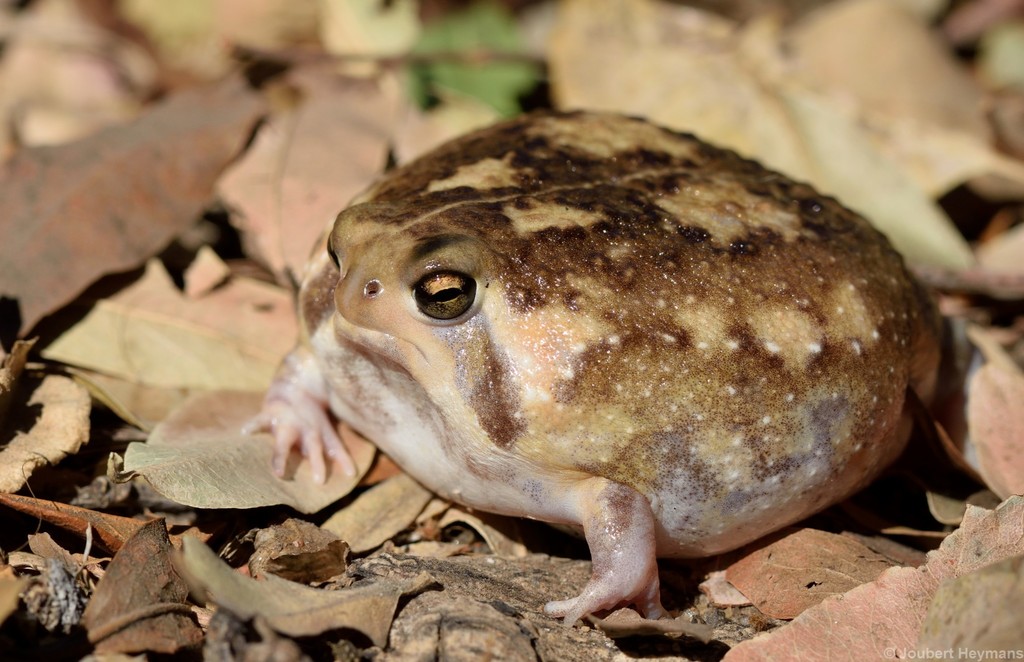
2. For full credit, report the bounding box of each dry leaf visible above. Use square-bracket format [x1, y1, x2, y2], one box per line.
[0, 75, 266, 335]
[698, 570, 752, 608]
[0, 0, 153, 147]
[548, 0, 980, 269]
[0, 493, 154, 554]
[966, 359, 1024, 499]
[319, 0, 420, 58]
[218, 68, 398, 284]
[119, 0, 319, 79]
[437, 507, 529, 559]
[118, 390, 374, 513]
[0, 370, 90, 494]
[724, 495, 1024, 661]
[177, 536, 434, 647]
[918, 554, 1024, 652]
[725, 529, 896, 620]
[183, 246, 231, 298]
[67, 368, 190, 432]
[590, 608, 712, 642]
[789, 0, 988, 135]
[0, 577, 29, 627]
[249, 518, 349, 583]
[322, 472, 433, 553]
[0, 339, 34, 429]
[43, 260, 295, 391]
[82, 519, 202, 654]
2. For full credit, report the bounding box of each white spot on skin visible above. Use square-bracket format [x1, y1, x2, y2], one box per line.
[785, 393, 795, 402]
[608, 335, 621, 346]
[852, 340, 862, 355]
[762, 416, 771, 424]
[697, 341, 709, 350]
[694, 413, 704, 421]
[726, 385, 737, 396]
[765, 341, 780, 354]
[726, 339, 739, 350]
[872, 329, 880, 340]
[661, 333, 676, 343]
[808, 342, 822, 354]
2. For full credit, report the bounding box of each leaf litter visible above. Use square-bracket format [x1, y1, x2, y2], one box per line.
[0, 0, 1023, 659]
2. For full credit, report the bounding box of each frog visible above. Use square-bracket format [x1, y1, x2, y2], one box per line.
[249, 110, 942, 625]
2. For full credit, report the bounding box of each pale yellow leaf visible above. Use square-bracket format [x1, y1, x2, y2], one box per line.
[319, 0, 420, 57]
[42, 260, 295, 391]
[119, 390, 374, 513]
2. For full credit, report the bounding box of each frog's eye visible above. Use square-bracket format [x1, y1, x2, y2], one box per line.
[413, 271, 477, 321]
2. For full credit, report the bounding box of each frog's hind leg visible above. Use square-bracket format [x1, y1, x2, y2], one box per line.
[544, 477, 666, 625]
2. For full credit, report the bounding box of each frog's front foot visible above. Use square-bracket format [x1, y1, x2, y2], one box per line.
[544, 478, 666, 625]
[244, 350, 355, 483]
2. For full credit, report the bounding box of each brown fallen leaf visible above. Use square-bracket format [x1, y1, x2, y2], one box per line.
[249, 518, 349, 583]
[82, 519, 202, 655]
[118, 390, 374, 512]
[177, 536, 435, 648]
[724, 495, 1024, 661]
[726, 529, 896, 620]
[918, 554, 1024, 651]
[0, 362, 90, 493]
[218, 67, 398, 284]
[42, 259, 296, 391]
[322, 472, 433, 554]
[0, 493, 153, 553]
[0, 74, 266, 336]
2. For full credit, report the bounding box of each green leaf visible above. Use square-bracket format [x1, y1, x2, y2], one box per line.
[408, 1, 540, 116]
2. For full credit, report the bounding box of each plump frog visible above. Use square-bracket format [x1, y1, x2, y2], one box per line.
[251, 111, 942, 624]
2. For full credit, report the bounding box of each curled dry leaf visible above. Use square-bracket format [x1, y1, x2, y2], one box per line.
[0, 357, 90, 494]
[249, 518, 349, 583]
[724, 495, 1024, 661]
[118, 390, 374, 513]
[725, 529, 896, 620]
[43, 260, 296, 391]
[322, 472, 433, 553]
[0, 75, 266, 335]
[82, 519, 202, 655]
[176, 536, 435, 648]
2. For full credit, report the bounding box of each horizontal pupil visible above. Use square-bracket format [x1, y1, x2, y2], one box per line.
[428, 287, 463, 302]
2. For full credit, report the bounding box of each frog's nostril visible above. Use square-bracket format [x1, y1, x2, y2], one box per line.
[363, 280, 383, 299]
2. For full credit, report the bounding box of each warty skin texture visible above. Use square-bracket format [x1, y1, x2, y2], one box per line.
[252, 111, 942, 624]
